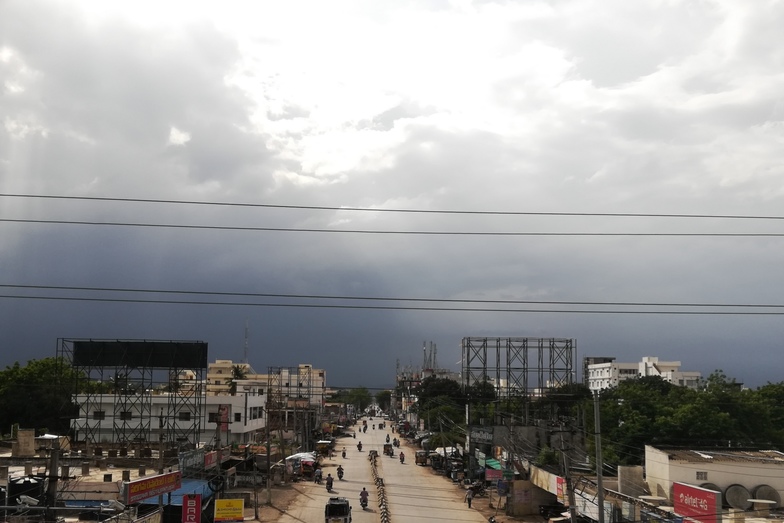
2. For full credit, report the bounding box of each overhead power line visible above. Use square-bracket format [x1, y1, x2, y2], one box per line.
[3, 193, 784, 220]
[3, 218, 784, 237]
[2, 284, 783, 309]
[2, 285, 784, 314]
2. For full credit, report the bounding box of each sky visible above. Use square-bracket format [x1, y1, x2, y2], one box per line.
[2, 0, 784, 390]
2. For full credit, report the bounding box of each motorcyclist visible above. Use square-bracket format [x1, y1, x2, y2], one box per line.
[359, 487, 369, 508]
[314, 468, 322, 484]
[337, 465, 344, 479]
[326, 473, 334, 492]
[399, 452, 405, 464]
[341, 447, 346, 459]
[386, 434, 390, 443]
[357, 441, 363, 452]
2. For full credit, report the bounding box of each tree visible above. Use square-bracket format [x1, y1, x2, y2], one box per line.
[228, 364, 248, 395]
[331, 387, 373, 412]
[375, 390, 392, 411]
[414, 376, 465, 412]
[0, 357, 81, 436]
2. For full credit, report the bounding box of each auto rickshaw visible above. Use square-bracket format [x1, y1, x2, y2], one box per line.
[324, 497, 352, 523]
[383, 443, 394, 456]
[415, 450, 428, 465]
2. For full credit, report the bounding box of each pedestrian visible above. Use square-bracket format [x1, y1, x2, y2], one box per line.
[465, 487, 474, 508]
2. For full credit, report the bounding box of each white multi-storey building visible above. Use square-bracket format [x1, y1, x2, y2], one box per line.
[586, 356, 701, 391]
[72, 369, 268, 447]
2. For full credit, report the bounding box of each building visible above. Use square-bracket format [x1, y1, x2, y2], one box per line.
[206, 359, 255, 396]
[586, 356, 701, 392]
[71, 375, 268, 447]
[645, 445, 784, 508]
[582, 356, 615, 386]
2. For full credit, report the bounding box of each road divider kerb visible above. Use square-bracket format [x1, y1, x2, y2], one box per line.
[369, 452, 391, 523]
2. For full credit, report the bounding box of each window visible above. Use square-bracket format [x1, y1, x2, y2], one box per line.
[93, 411, 106, 420]
[208, 412, 219, 423]
[696, 471, 708, 481]
[235, 413, 242, 422]
[120, 411, 133, 420]
[179, 412, 191, 421]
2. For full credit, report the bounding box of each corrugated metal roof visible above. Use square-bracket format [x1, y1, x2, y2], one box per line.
[660, 449, 784, 464]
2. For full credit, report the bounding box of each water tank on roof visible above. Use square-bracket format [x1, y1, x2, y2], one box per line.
[752, 485, 781, 507]
[725, 484, 752, 510]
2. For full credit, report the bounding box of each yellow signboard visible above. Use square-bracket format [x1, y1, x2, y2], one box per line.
[214, 499, 244, 522]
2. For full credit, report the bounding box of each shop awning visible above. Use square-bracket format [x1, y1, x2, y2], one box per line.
[485, 459, 502, 470]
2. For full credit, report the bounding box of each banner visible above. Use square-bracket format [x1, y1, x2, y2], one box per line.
[182, 494, 201, 523]
[125, 471, 182, 504]
[673, 482, 721, 523]
[214, 499, 244, 522]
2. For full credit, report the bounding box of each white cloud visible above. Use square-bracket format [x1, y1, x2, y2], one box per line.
[168, 126, 191, 146]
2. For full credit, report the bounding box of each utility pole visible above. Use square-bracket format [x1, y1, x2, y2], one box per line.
[159, 409, 165, 509]
[45, 437, 61, 521]
[560, 426, 577, 523]
[594, 392, 605, 523]
[265, 385, 272, 505]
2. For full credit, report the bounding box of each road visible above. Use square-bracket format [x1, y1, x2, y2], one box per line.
[277, 418, 490, 522]
[276, 423, 379, 522]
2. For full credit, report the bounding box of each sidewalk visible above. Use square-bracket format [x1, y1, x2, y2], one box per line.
[236, 481, 305, 521]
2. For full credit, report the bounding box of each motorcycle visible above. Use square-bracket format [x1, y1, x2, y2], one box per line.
[342, 449, 346, 459]
[399, 453, 405, 464]
[314, 470, 323, 484]
[360, 496, 368, 510]
[326, 476, 334, 492]
[357, 442, 363, 452]
[337, 467, 344, 480]
[386, 434, 390, 443]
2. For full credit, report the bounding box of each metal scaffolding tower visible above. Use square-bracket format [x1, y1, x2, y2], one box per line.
[461, 337, 575, 397]
[58, 339, 207, 448]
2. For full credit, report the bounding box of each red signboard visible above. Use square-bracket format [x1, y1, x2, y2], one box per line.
[219, 405, 229, 434]
[485, 469, 503, 481]
[673, 482, 721, 523]
[182, 493, 201, 523]
[204, 451, 218, 470]
[125, 471, 182, 504]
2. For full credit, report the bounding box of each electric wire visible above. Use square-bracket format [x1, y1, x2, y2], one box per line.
[3, 285, 784, 314]
[4, 193, 784, 221]
[4, 217, 784, 236]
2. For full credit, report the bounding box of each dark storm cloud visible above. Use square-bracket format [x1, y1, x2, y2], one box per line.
[3, 0, 784, 389]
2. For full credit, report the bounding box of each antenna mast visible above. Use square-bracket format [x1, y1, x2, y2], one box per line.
[244, 319, 249, 364]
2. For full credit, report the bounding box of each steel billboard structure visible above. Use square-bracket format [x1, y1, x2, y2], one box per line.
[461, 336, 575, 397]
[58, 338, 208, 448]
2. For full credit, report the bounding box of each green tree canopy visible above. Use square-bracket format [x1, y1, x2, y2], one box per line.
[331, 387, 373, 412]
[375, 390, 392, 411]
[414, 376, 465, 412]
[0, 357, 81, 436]
[228, 364, 248, 395]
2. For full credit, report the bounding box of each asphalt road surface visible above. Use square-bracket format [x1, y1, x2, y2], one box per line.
[276, 423, 378, 522]
[278, 417, 490, 522]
